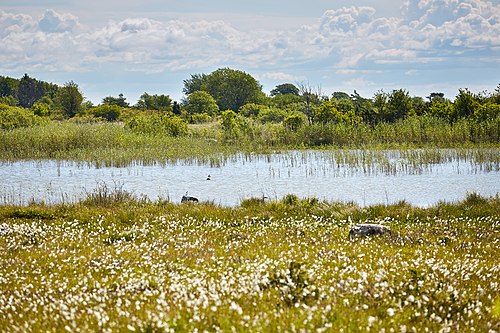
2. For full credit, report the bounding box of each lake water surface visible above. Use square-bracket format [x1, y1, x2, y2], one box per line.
[1, 150, 499, 207]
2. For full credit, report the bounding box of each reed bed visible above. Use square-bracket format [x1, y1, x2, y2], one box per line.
[0, 122, 235, 166]
[1, 117, 499, 167]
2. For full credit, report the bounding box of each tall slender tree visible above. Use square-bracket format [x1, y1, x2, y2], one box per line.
[57, 81, 83, 118]
[18, 74, 44, 108]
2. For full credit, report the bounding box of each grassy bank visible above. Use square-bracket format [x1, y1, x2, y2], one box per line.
[0, 117, 499, 166]
[0, 193, 499, 332]
[0, 122, 234, 166]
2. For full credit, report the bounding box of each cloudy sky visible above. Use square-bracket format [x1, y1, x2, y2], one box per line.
[1, 0, 499, 104]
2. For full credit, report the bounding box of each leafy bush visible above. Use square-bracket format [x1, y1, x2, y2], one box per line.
[257, 107, 287, 123]
[91, 104, 122, 121]
[239, 103, 265, 117]
[473, 103, 500, 122]
[221, 110, 237, 132]
[185, 112, 212, 124]
[0, 104, 44, 130]
[126, 112, 188, 136]
[31, 102, 50, 117]
[0, 96, 18, 106]
[284, 114, 305, 131]
[183, 91, 219, 116]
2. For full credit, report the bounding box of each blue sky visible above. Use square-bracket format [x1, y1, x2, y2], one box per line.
[1, 0, 499, 104]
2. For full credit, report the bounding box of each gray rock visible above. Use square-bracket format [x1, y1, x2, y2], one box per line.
[181, 192, 199, 203]
[349, 223, 391, 239]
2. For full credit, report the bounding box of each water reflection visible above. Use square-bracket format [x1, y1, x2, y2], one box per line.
[1, 150, 499, 207]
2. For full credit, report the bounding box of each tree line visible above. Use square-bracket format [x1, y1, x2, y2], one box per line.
[1, 69, 499, 130]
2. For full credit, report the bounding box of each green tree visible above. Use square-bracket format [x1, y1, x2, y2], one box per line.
[426, 92, 445, 103]
[257, 107, 287, 123]
[313, 100, 361, 124]
[490, 84, 500, 104]
[412, 96, 427, 115]
[31, 101, 50, 117]
[183, 91, 219, 115]
[473, 102, 500, 122]
[102, 93, 129, 107]
[372, 90, 388, 123]
[331, 91, 351, 100]
[182, 73, 208, 95]
[350, 91, 375, 124]
[126, 113, 187, 137]
[183, 68, 264, 112]
[221, 109, 238, 132]
[427, 100, 455, 122]
[380, 89, 413, 123]
[0, 96, 18, 106]
[136, 93, 172, 111]
[270, 94, 303, 109]
[18, 74, 45, 108]
[57, 81, 83, 118]
[334, 97, 355, 114]
[0, 104, 43, 129]
[454, 88, 478, 119]
[172, 101, 181, 115]
[270, 83, 299, 96]
[0, 76, 19, 102]
[40, 81, 60, 101]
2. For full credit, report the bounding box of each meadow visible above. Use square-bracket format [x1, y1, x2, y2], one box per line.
[0, 193, 499, 332]
[0, 115, 499, 331]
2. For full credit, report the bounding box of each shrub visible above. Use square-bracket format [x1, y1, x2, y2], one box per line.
[239, 103, 265, 118]
[257, 107, 287, 123]
[183, 91, 219, 116]
[31, 102, 50, 117]
[284, 114, 305, 131]
[473, 103, 500, 122]
[126, 113, 188, 136]
[91, 105, 122, 121]
[0, 104, 44, 130]
[187, 112, 212, 124]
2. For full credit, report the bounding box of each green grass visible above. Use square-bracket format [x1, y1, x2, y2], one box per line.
[0, 121, 235, 166]
[0, 117, 499, 166]
[0, 193, 499, 332]
[0, 117, 499, 331]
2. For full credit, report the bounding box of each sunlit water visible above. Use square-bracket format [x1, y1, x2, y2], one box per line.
[1, 150, 499, 207]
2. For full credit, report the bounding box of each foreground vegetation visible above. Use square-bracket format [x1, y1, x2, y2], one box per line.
[0, 193, 499, 332]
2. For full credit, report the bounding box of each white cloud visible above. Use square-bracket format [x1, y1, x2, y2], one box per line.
[320, 6, 376, 34]
[38, 9, 80, 33]
[0, 1, 498, 99]
[260, 72, 304, 82]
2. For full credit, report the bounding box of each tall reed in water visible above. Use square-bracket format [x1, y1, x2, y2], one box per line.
[0, 115, 498, 166]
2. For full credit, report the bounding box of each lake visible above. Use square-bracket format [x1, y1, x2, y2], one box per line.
[1, 150, 499, 207]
